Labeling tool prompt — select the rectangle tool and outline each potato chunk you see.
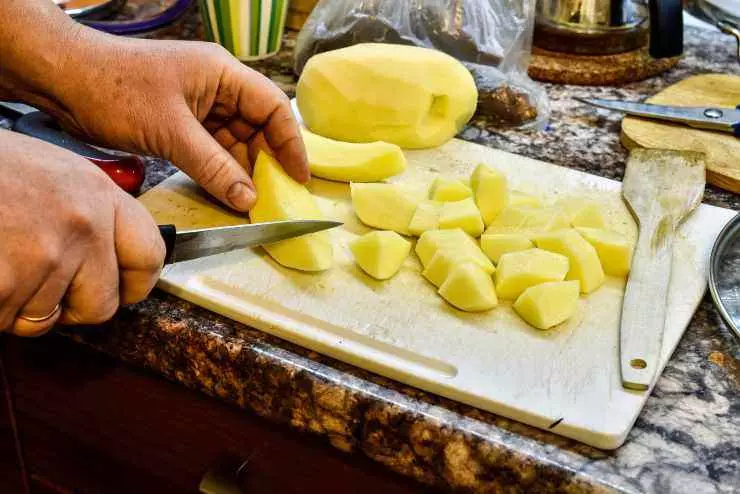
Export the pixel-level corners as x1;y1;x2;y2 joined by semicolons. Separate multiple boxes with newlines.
480;233;534;264
438;263;498;312
438;198;485;237
576;227;634;277
509;191;543;208
408;200;442;236
494;248;569;300
350;231;411;280
250;151;333;271
533;229;605;294
430;177;472;202
422;249;495;287
301;127;406;182
415;229;492;269
513;281;580;330
350;183;423;235
556;198;605;228
470;164;508;225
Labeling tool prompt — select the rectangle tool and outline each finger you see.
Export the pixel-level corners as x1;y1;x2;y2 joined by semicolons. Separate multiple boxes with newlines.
228;65;309;183
59;238;120;326
247;132;275;166
12;303;62;338
114;195;166;305
0;248;56;332
169;107;256;212
230;142;251;175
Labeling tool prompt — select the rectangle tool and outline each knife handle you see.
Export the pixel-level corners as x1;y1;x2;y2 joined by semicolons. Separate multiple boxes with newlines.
734;106;740;138
159;224;177;265
13;111;146;194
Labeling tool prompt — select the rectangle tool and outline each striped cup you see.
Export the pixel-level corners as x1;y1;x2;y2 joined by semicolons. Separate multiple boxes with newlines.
199;0;289;61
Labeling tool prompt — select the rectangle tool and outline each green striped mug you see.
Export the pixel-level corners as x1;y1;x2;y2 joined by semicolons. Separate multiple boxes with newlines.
199;0;289;61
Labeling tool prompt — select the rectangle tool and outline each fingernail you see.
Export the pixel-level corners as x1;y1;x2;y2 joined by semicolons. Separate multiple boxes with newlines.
227;182;255;211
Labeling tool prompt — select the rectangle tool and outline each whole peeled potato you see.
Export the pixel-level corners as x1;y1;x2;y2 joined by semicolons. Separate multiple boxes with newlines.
296;43;478;149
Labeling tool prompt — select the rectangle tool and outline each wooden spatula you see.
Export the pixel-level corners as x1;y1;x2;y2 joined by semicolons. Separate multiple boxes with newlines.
620;149;706;390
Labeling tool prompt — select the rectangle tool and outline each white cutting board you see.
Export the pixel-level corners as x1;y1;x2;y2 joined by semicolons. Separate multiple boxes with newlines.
140;139;735;449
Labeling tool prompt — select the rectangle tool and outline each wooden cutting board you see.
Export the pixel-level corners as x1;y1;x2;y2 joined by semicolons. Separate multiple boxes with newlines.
139;140;734;450
621;74;740;193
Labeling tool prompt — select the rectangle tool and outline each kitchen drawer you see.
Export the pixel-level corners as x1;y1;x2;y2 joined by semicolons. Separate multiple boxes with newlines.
2;334;432;494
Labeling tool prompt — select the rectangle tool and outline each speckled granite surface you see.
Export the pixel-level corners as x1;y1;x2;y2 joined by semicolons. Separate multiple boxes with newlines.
18;9;740;493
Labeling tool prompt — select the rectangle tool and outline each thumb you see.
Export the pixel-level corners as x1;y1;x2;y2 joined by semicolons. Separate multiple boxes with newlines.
168;115;256;212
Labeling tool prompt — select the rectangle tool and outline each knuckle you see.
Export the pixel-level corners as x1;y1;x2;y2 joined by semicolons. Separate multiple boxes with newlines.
78;297;119;325
197;151;232;190
66;206;97;238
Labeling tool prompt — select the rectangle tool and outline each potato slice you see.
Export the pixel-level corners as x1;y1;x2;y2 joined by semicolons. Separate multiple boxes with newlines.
470;164;508;225
495;248;569;300
556;198;605;228
250;151;333;271
422;249;495;287
576;227;634;277
514;281;580;330
415;229;491;269
509;191;543;208
350;231;411;280
438;198;485;237
430;177;472;202
439;263;498;312
533;229;605;294
480;233;534;264
301;127;406;182
350;183;423;235
408;200;442;236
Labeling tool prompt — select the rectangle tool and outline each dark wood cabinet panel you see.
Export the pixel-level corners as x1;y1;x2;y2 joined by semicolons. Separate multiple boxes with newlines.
2;334;432;494
0;338;26;494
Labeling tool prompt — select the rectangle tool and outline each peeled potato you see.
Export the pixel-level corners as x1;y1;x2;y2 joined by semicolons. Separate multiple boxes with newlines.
350;183;424;235
296;43;477;149
556;198;605;229
250;151;333;271
509;191;543;208
534;229;605;294
350;231;411;280
422;249;495;287
470;164;508;225
480;233;534;264
438;198;485;237
408;200;443;236
495;248;570;300
576;227;634;277
514;281;580;330
415;229;493;271
301;127;406;182
430;177;472;202
438;263;498;312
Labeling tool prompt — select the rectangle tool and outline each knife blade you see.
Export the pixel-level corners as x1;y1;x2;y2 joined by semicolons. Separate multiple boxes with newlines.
576;97;740;136
159;219;343;264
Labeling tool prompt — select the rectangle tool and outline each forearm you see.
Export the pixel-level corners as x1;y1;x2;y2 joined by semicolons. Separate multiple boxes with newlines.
0;0;104;117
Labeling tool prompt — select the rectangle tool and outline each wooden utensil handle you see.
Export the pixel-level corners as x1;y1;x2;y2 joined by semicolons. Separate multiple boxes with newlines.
619;218;675;390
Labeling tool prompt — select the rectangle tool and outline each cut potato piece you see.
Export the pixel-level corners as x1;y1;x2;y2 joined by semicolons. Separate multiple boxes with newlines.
350;183;423;235
301;127;406;182
523;208;570;231
439;263;498;312
484;206;536;234
470;164;508;225
422;249;495;287
408;200;442;236
533;229;605;294
415;229;491;269
509;192;543;208
484;206;566;238
480;233;534;264
556;198;605;228
495;248;569;300
350;231;411;280
250;151;333;271
296;43;478;149
438;198;485;237
430;177;472;202
514;281;580;330
576;227;634;277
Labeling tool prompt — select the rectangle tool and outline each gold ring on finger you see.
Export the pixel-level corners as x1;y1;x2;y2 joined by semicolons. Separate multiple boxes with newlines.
17;303;62;323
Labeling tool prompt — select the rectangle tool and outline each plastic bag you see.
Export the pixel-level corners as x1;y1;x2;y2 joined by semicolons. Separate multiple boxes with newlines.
294;0;549;129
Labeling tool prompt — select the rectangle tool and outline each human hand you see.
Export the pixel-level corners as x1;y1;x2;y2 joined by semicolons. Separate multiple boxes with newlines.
0;131;165;336
50;35;309;212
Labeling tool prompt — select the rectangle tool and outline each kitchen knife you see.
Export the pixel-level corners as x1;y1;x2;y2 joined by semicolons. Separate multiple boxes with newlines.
159;219;343;265
0;101;146;194
576;97;740;136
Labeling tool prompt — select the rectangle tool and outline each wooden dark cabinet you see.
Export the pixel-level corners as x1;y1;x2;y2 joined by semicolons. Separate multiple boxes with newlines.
0;334;431;494
0;343;26;493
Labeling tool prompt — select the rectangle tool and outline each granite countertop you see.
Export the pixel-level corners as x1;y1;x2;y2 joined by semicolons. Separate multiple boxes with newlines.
54;8;740;494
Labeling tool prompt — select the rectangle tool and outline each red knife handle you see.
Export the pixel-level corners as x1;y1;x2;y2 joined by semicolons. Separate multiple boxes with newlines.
12;111;145;195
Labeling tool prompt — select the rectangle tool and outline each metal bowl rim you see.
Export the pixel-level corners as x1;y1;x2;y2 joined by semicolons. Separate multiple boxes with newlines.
708;211;740;342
